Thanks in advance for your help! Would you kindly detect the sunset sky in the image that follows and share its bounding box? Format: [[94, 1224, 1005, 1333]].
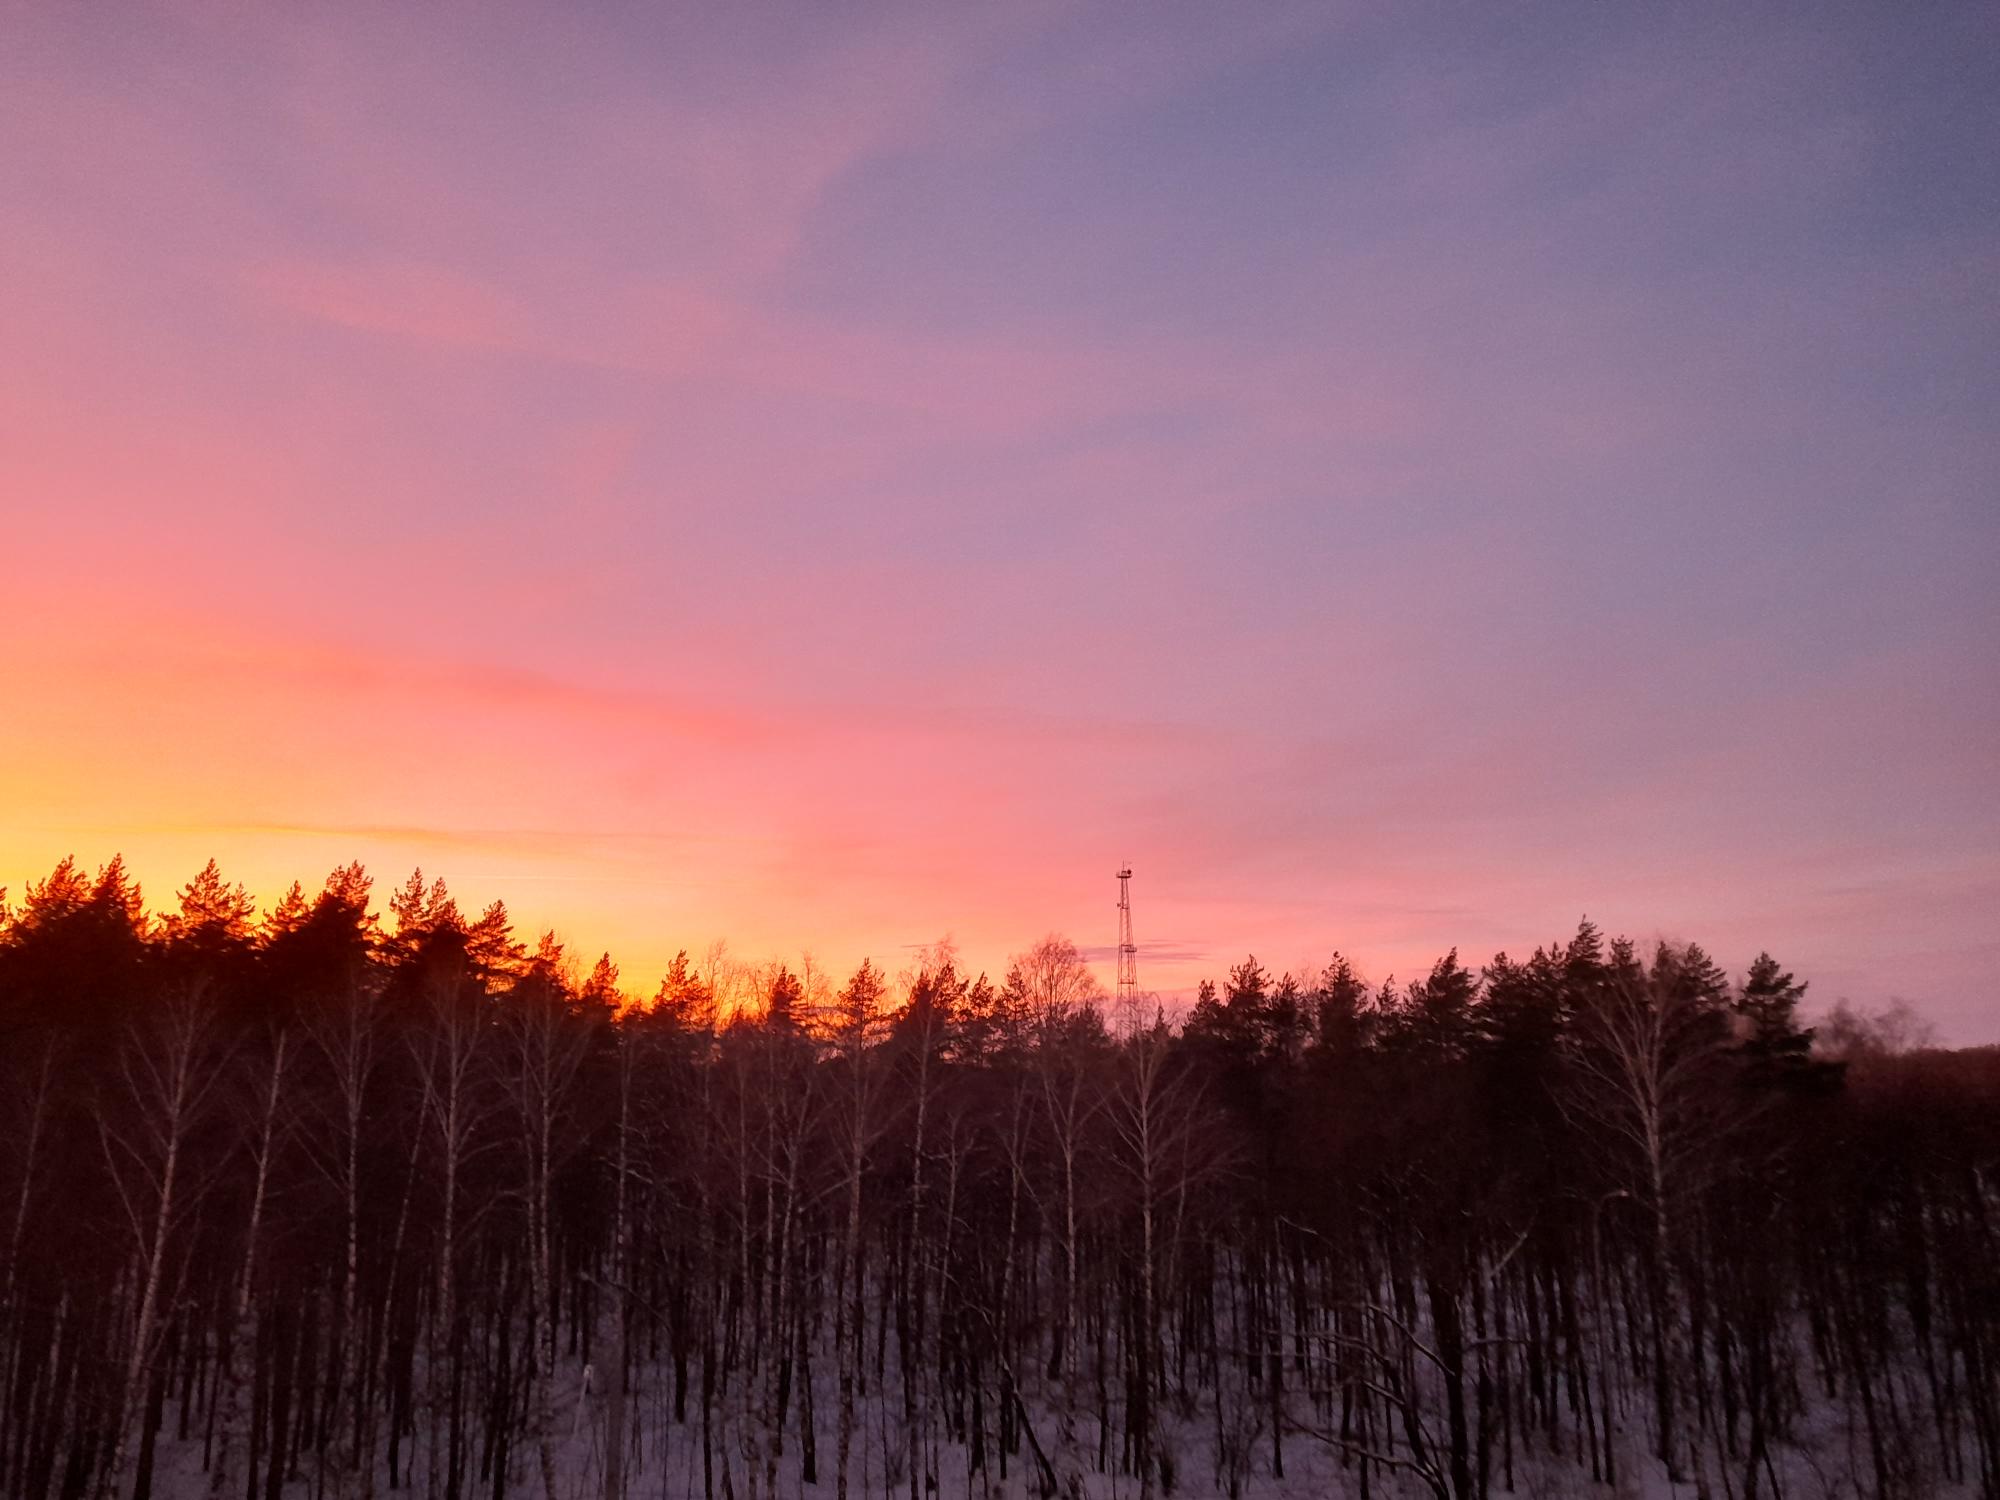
[[3, 4, 1995, 1038]]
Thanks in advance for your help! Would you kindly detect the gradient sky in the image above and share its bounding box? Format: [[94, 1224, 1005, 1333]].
[[3, 3, 1996, 1038]]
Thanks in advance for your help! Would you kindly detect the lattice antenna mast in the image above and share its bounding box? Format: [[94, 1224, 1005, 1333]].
[[1116, 866, 1137, 1009]]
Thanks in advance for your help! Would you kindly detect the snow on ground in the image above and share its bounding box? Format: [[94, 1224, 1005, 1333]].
[[134, 1353, 1976, 1500]]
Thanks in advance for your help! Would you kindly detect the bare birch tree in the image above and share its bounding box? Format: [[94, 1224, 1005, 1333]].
[[96, 989, 227, 1500], [1563, 948, 1737, 1480]]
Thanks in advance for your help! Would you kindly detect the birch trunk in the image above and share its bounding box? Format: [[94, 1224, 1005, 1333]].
[[603, 1030, 632, 1500], [99, 995, 215, 1500], [210, 1029, 290, 1499]]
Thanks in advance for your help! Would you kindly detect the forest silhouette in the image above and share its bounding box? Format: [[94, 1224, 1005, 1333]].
[[0, 854, 1993, 1500]]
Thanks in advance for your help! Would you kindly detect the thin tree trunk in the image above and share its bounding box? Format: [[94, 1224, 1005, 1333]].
[[212, 1031, 291, 1499]]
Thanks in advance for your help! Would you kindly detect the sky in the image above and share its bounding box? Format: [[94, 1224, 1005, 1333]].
[[2, 3, 1996, 1039]]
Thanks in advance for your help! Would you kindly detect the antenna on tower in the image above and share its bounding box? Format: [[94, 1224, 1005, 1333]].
[[1116, 866, 1137, 1011]]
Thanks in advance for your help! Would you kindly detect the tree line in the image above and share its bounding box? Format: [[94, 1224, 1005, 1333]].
[[0, 855, 1994, 1500]]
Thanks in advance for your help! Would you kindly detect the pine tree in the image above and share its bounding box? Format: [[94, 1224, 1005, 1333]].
[[582, 952, 624, 1014], [14, 856, 92, 934], [1735, 952, 1832, 1090], [765, 964, 804, 1032], [1404, 948, 1479, 1056], [160, 859, 255, 946], [1311, 952, 1371, 1056]]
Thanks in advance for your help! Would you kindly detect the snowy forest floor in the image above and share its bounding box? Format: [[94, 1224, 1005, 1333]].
[[136, 1350, 1977, 1500]]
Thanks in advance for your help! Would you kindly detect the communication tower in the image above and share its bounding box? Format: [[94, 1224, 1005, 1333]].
[[1116, 866, 1137, 1008]]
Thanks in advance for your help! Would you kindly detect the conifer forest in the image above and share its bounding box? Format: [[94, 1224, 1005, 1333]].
[[1, 856, 1995, 1500]]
